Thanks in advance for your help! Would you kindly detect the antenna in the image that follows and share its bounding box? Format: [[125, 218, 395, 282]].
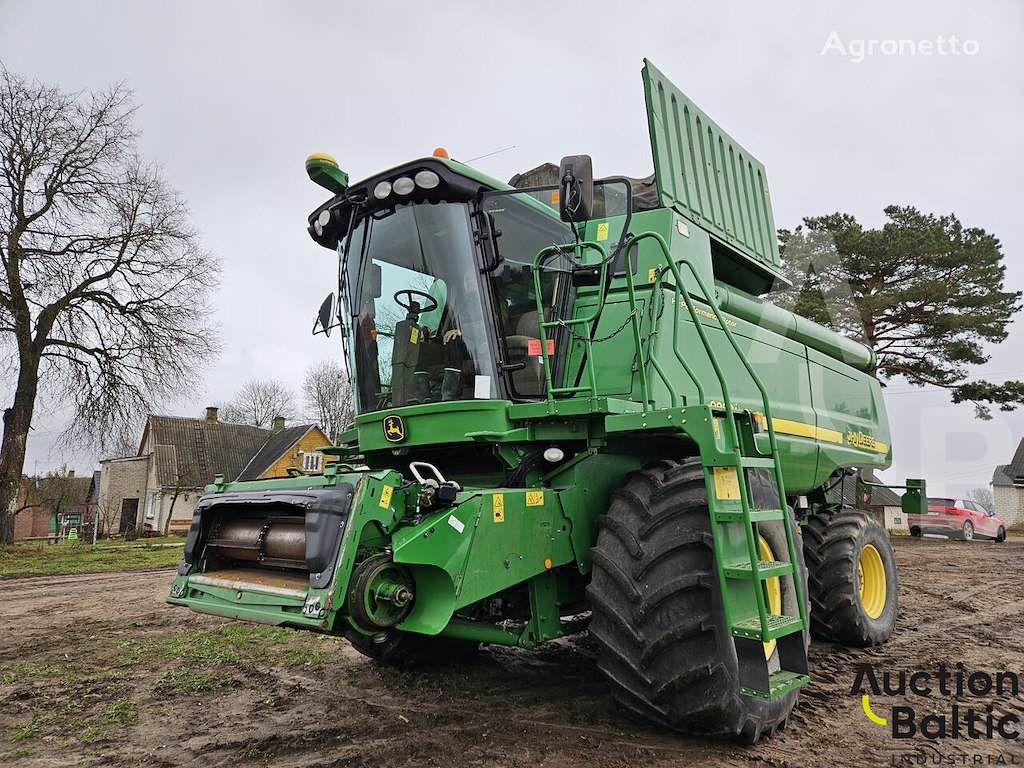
[[465, 145, 516, 163]]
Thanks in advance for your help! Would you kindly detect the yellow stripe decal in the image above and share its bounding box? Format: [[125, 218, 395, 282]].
[[771, 418, 888, 454], [772, 418, 843, 445]]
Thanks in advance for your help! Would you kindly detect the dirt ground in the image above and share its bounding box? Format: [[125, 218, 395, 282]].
[[2, 538, 1023, 767]]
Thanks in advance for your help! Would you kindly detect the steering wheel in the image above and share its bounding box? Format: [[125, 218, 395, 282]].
[[393, 289, 439, 314]]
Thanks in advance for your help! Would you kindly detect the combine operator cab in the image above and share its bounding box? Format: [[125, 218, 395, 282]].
[[313, 157, 633, 414]]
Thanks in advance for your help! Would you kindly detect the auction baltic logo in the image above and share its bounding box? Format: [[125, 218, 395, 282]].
[[851, 662, 1022, 763], [821, 31, 980, 63]]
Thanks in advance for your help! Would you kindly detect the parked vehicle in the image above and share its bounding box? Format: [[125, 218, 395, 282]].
[[910, 498, 1007, 542]]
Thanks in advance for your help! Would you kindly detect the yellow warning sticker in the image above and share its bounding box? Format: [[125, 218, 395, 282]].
[[410, 327, 419, 345], [648, 267, 657, 283], [596, 222, 609, 241], [379, 485, 394, 508], [526, 491, 544, 507], [712, 418, 721, 440], [493, 493, 505, 523], [712, 466, 741, 500]]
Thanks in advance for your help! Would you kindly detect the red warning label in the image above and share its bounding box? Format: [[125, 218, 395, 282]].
[[527, 339, 555, 356]]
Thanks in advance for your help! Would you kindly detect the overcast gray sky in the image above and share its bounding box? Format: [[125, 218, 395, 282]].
[[2, 1, 1022, 498]]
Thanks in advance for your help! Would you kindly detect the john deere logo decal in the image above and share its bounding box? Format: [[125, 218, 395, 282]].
[[383, 415, 406, 443]]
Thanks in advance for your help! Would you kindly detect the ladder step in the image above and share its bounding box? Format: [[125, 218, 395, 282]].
[[713, 508, 785, 523], [737, 457, 777, 469], [732, 614, 804, 641], [741, 670, 809, 700], [723, 559, 794, 580]]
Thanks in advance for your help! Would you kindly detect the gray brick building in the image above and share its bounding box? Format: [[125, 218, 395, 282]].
[[98, 407, 272, 535]]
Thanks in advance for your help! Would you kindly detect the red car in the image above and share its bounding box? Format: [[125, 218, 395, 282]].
[[909, 498, 1007, 542]]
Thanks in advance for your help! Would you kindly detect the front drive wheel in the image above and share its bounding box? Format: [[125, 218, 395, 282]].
[[803, 507, 898, 647], [345, 628, 479, 666], [995, 526, 1006, 543], [587, 458, 809, 743]]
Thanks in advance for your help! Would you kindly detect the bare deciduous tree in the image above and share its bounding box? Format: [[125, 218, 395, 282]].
[[222, 379, 299, 429], [302, 359, 354, 442], [95, 495, 123, 540], [0, 69, 220, 544], [967, 487, 994, 512]]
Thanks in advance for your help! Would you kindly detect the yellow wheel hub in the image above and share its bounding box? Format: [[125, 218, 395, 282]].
[[857, 543, 886, 619], [759, 535, 783, 660]]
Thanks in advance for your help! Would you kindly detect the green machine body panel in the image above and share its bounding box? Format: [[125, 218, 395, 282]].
[[642, 58, 786, 295]]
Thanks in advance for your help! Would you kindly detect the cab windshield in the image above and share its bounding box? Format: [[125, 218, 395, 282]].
[[344, 199, 575, 414]]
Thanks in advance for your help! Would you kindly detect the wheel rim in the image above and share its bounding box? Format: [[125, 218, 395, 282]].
[[857, 544, 886, 619], [759, 534, 783, 660], [963, 522, 973, 541]]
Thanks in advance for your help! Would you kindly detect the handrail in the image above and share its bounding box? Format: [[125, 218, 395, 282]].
[[623, 231, 807, 639], [531, 241, 610, 403], [525, 228, 807, 640]]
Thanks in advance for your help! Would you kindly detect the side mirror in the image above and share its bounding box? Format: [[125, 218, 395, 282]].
[[558, 154, 594, 223], [314, 293, 336, 337]]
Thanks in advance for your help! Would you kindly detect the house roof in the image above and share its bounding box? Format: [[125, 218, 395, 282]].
[[836, 470, 902, 508], [236, 424, 317, 482], [992, 464, 1014, 488], [86, 471, 101, 502], [28, 475, 92, 511], [1007, 438, 1024, 481], [142, 415, 272, 488]]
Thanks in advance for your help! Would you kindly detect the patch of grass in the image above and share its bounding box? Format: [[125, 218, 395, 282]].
[[80, 724, 102, 743], [0, 539, 183, 577], [96, 536, 186, 549], [0, 661, 71, 684], [152, 668, 235, 694], [247, 746, 275, 762], [9, 748, 31, 760], [101, 699, 138, 727], [118, 624, 315, 669], [285, 646, 326, 668], [118, 630, 239, 667], [9, 714, 55, 742]]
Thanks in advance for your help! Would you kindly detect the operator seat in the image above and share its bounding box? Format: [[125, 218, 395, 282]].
[[505, 308, 552, 397]]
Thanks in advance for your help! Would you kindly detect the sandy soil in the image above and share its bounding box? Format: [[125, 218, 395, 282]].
[[2, 538, 1023, 767]]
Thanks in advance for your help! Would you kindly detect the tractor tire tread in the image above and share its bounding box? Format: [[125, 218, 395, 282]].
[[588, 457, 806, 743], [802, 506, 898, 647]]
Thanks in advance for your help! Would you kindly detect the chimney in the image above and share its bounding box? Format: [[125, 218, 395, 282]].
[[206, 406, 219, 422], [271, 416, 285, 434]]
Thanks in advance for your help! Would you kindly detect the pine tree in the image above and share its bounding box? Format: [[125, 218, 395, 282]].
[[777, 206, 1024, 418]]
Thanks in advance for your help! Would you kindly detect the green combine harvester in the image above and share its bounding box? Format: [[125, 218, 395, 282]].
[[168, 60, 924, 742]]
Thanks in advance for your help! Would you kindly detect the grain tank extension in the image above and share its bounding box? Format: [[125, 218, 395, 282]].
[[168, 60, 923, 743]]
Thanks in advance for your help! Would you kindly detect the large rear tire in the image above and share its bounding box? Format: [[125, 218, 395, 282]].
[[802, 507, 898, 647], [587, 458, 808, 743], [345, 628, 479, 667]]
